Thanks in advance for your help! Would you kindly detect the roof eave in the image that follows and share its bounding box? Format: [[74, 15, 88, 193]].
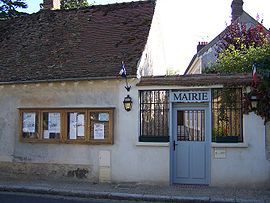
[[137, 73, 252, 87], [0, 75, 137, 85]]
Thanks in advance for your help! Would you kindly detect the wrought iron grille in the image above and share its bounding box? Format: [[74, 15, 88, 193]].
[[177, 110, 205, 141], [139, 90, 169, 142], [211, 88, 243, 142]]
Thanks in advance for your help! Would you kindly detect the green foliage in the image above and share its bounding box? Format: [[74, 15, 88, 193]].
[[205, 22, 270, 122], [0, 0, 27, 19], [60, 0, 89, 10], [205, 43, 270, 75], [204, 22, 270, 75], [253, 74, 270, 123]]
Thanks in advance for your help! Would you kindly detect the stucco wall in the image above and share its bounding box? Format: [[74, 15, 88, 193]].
[[0, 80, 169, 184], [137, 0, 167, 77], [186, 57, 201, 75], [266, 121, 270, 160], [211, 112, 270, 188]]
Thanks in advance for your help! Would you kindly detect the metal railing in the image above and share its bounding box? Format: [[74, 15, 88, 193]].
[[211, 88, 243, 142], [139, 90, 169, 142]]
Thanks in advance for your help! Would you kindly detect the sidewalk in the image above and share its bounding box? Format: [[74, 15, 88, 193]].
[[0, 178, 269, 203]]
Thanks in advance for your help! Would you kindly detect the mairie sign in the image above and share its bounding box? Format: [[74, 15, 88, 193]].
[[170, 90, 210, 103]]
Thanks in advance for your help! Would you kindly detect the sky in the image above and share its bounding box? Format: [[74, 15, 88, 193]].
[[20, 0, 270, 74]]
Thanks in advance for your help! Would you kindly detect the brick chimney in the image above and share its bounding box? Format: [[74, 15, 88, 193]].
[[42, 0, 60, 10], [231, 0, 244, 22], [197, 42, 208, 53]]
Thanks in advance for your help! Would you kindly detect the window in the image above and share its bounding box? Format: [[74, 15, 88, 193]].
[[211, 88, 243, 143], [139, 90, 169, 142], [20, 108, 114, 144]]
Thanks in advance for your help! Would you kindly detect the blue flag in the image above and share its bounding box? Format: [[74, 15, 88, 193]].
[[119, 62, 127, 78]]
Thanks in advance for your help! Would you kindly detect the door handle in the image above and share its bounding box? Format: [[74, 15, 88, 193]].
[[173, 140, 178, 151]]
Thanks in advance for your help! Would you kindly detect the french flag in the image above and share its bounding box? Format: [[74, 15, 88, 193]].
[[119, 61, 127, 78], [252, 64, 257, 87]]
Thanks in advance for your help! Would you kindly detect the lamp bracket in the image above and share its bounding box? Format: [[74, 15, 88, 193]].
[[124, 77, 131, 92], [125, 86, 131, 92]]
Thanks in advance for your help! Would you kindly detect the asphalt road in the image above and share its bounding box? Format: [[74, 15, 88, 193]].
[[0, 191, 153, 203]]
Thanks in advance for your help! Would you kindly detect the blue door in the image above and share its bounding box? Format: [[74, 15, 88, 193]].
[[172, 107, 210, 184]]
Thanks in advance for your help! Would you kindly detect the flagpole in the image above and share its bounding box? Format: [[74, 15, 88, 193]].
[[120, 61, 131, 92], [252, 64, 257, 88]]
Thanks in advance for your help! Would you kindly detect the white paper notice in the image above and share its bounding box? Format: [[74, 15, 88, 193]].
[[77, 114, 84, 137], [69, 113, 77, 139], [48, 113, 60, 133], [94, 123, 104, 140], [98, 113, 109, 121], [23, 113, 36, 133], [43, 130, 49, 139]]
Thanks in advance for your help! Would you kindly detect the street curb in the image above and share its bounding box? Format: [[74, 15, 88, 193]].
[[0, 185, 210, 202], [0, 185, 267, 203]]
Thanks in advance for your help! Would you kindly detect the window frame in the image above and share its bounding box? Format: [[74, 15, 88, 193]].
[[19, 108, 114, 145], [40, 109, 63, 143], [65, 109, 88, 144], [88, 109, 114, 145], [20, 109, 40, 141]]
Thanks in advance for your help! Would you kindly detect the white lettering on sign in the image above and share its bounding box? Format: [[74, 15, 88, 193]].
[[170, 91, 210, 103]]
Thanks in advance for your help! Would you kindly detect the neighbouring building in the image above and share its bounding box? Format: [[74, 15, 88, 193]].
[[0, 0, 269, 188], [184, 0, 265, 75]]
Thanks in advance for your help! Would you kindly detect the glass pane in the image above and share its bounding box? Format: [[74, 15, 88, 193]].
[[22, 112, 38, 139], [42, 112, 60, 139], [90, 112, 109, 140], [140, 90, 169, 139], [211, 88, 242, 142], [67, 112, 85, 140], [177, 110, 205, 142]]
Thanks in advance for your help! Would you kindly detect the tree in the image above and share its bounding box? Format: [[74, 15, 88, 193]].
[[205, 22, 270, 74], [60, 0, 89, 10], [0, 0, 27, 19], [218, 22, 269, 51], [205, 43, 270, 75], [205, 22, 270, 122]]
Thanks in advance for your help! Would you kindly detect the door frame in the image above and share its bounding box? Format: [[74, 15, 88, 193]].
[[169, 91, 212, 185]]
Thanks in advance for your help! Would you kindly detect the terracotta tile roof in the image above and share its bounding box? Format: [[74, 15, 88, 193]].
[[0, 1, 155, 83], [137, 73, 252, 87]]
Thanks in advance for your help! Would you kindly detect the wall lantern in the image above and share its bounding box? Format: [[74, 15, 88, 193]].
[[249, 94, 258, 110], [123, 95, 132, 112]]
